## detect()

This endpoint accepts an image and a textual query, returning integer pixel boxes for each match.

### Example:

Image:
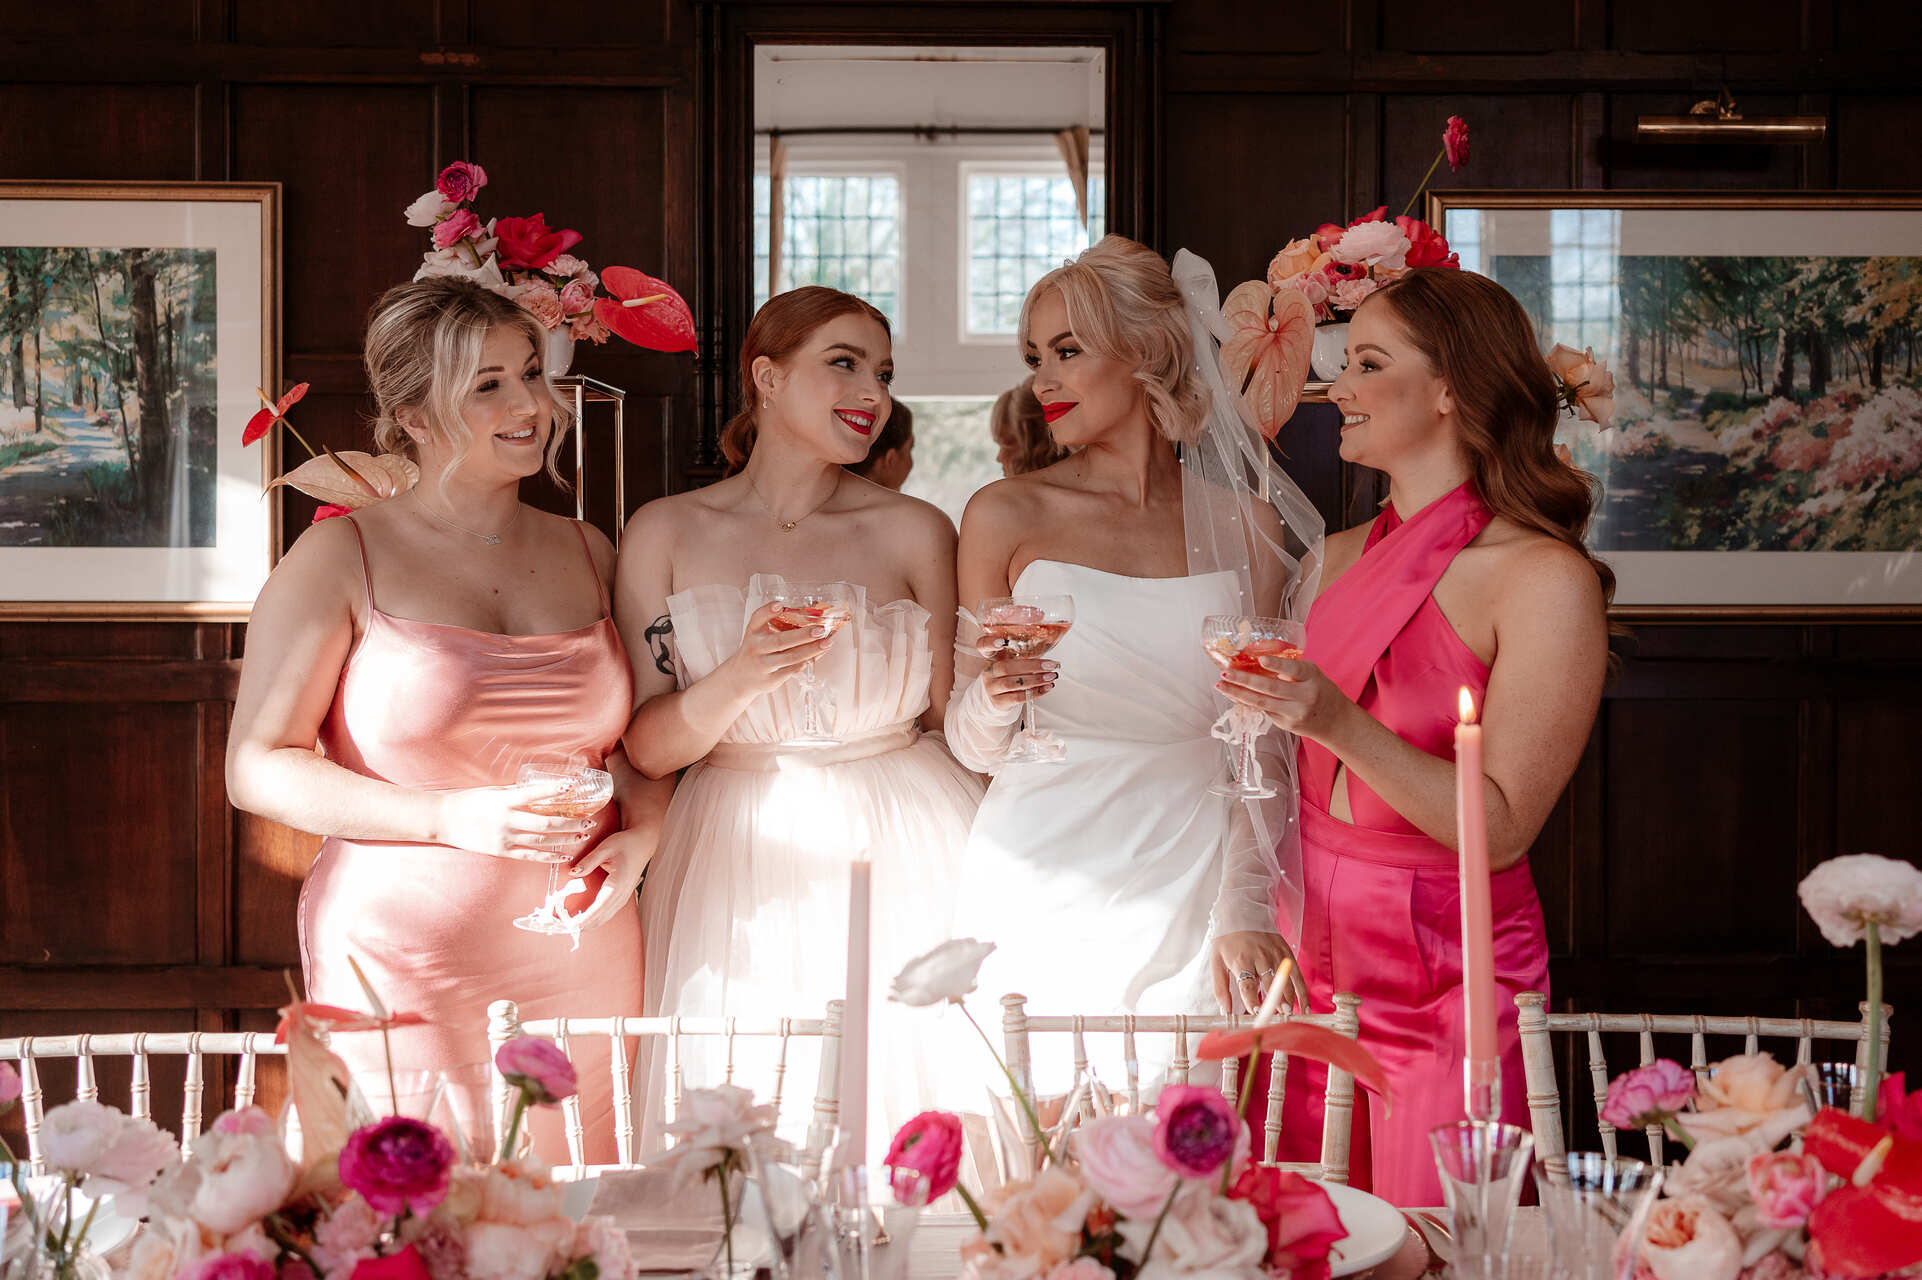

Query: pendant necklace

[413,493,520,546]
[748,472,839,533]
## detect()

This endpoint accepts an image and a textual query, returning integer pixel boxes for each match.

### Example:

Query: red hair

[722,286,891,476]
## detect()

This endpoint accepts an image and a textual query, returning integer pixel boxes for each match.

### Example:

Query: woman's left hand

[1211,930,1307,1015]
[1215,655,1354,743]
[566,825,655,931]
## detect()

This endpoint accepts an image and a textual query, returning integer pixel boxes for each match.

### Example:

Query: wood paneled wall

[3,0,1919,1142]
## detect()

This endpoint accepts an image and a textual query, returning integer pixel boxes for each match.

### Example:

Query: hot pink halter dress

[1277,482,1548,1205]
[298,517,641,1164]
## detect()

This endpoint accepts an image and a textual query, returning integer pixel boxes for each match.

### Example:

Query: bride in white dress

[946,236,1321,1100]
[614,287,984,1153]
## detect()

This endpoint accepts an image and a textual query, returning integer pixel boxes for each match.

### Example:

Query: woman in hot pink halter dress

[227,280,673,1164]
[1217,269,1612,1204]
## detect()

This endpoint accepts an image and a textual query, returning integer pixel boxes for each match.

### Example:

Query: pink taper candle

[841,859,872,1166]
[1455,687,1499,1121]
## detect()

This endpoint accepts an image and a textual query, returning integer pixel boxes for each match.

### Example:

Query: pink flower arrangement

[1600,1058,1696,1132]
[885,1110,965,1202]
[406,160,695,354]
[340,1117,456,1216]
[1151,1084,1241,1178]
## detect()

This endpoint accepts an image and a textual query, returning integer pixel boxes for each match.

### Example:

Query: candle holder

[1429,1120,1533,1280]
[1465,1055,1501,1124]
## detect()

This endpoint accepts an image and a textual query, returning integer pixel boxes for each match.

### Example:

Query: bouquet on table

[0,968,635,1280]
[1601,852,1922,1280]
[885,940,1393,1280]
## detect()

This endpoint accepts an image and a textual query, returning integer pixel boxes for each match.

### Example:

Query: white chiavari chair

[1515,991,1892,1174]
[996,991,1363,1184]
[0,1030,287,1172]
[486,998,844,1181]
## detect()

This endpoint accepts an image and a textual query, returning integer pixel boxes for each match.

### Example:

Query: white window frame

[754,149,910,329]
[956,153,1104,346]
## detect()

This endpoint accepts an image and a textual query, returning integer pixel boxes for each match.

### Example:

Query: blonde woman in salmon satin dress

[227,279,674,1163]
[615,286,982,1155]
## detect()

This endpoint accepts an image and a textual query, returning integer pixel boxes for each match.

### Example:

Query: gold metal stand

[550,375,627,546]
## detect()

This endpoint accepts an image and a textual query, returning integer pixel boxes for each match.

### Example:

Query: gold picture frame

[0,181,279,621]
[1427,190,1922,621]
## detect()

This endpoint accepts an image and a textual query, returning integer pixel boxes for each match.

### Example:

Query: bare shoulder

[569,515,617,581]
[1316,524,1372,588]
[622,485,718,555]
[260,513,364,614]
[1485,524,1605,615]
[861,482,957,549]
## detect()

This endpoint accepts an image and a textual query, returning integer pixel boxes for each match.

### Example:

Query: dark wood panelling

[1835,96,1922,189]
[1379,0,1573,53]
[234,0,439,46]
[1610,0,1804,53]
[1172,0,1333,53]
[232,85,436,353]
[1381,94,1576,203]
[471,0,673,47]
[2,0,195,40]
[0,85,199,180]
[1835,0,1922,50]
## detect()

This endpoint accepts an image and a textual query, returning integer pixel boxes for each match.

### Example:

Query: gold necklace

[747,472,839,533]
[412,493,520,546]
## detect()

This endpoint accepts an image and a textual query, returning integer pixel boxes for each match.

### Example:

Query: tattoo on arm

[645,613,675,677]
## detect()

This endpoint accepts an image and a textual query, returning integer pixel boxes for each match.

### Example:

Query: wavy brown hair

[722,286,892,477]
[1367,268,1616,607]
[990,377,1067,476]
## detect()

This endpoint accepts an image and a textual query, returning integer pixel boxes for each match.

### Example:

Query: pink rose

[884,1111,964,1202]
[1329,276,1379,312]
[1153,1084,1240,1178]
[1043,1262,1114,1280]
[339,1117,454,1215]
[350,1248,432,1280]
[1443,116,1471,171]
[212,1106,276,1137]
[493,214,583,272]
[1073,1115,1177,1220]
[436,162,487,204]
[495,1035,577,1106]
[559,279,595,318]
[1746,1150,1826,1229]
[1601,1059,1696,1131]
[1280,270,1329,307]
[1640,1196,1743,1280]
[181,1255,277,1280]
[1332,219,1410,270]
[1229,1165,1346,1275]
[0,1061,18,1111]
[514,281,565,331]
[1119,1183,1267,1279]
[313,1196,383,1280]
[547,253,590,279]
[433,208,481,250]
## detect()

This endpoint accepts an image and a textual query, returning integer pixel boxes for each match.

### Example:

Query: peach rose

[514,281,565,331]
[1545,343,1617,426]
[1266,239,1321,287]
[1641,1196,1742,1280]
[985,1167,1096,1275]
[1680,1054,1812,1143]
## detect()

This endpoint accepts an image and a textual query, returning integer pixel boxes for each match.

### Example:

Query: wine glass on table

[768,580,856,745]
[979,594,1075,765]
[510,759,614,935]
[1202,614,1304,799]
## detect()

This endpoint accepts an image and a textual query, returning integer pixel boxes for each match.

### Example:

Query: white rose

[891,938,997,1007]
[651,1084,778,1189]
[1119,1183,1267,1280]
[1798,853,1922,946]
[40,1099,121,1172]
[182,1128,297,1235]
[405,190,455,227]
[464,1222,554,1280]
[1331,220,1410,270]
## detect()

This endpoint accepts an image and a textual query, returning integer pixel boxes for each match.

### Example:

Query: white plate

[1318,1179,1410,1277]
[18,1175,141,1256]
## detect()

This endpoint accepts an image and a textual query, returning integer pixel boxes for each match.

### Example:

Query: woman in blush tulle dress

[226,280,673,1164]
[615,287,982,1155]
[1218,269,1611,1204]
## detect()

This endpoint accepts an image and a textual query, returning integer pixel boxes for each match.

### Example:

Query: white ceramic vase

[544,326,576,378]
[1310,322,1350,382]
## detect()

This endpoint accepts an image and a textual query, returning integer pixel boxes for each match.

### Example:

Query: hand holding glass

[509,761,613,935]
[769,581,855,744]
[979,594,1075,764]
[1203,614,1304,798]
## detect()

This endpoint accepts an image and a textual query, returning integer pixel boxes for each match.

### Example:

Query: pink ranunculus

[1229,1165,1346,1277]
[1443,115,1471,171]
[495,1035,578,1106]
[339,1117,455,1215]
[1329,276,1379,312]
[1798,852,1922,947]
[1396,215,1459,270]
[1152,1084,1240,1178]
[514,281,566,331]
[885,1111,964,1202]
[0,1061,19,1111]
[1331,219,1410,270]
[432,208,481,250]
[212,1105,276,1137]
[546,254,591,279]
[350,1247,433,1280]
[436,162,487,204]
[405,189,454,228]
[181,1255,277,1280]
[1746,1150,1827,1229]
[1640,1196,1742,1280]
[558,279,595,317]
[1601,1059,1697,1130]
[1073,1115,1178,1220]
[493,213,583,272]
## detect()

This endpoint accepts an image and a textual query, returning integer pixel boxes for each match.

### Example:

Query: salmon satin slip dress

[1276,481,1548,1206]
[299,517,641,1165]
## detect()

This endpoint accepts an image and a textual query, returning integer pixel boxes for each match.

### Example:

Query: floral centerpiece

[885,940,1393,1280]
[645,1084,778,1279]
[405,161,696,373]
[1598,851,1922,1280]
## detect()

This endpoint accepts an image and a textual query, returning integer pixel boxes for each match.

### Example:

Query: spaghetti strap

[570,520,611,618]
[343,516,374,614]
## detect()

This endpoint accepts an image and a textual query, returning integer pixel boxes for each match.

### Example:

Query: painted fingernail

[813,625,829,637]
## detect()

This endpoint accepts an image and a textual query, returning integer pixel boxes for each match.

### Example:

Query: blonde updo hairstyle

[1016,234,1208,445]
[364,277,573,488]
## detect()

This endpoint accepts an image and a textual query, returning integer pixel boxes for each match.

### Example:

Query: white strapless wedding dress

[638,574,985,1155]
[954,558,1245,1101]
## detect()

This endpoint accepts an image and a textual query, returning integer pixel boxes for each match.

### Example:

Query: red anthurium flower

[1443,116,1471,171]
[274,1000,427,1042]
[242,382,310,446]
[595,265,698,354]
[493,213,583,271]
[311,504,354,524]
[1802,1107,1922,1277]
[1195,1021,1392,1105]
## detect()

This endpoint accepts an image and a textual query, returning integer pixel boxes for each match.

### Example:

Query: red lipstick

[1042,401,1077,424]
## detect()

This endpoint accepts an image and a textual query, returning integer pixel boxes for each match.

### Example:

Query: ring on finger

[1236,969,1259,982]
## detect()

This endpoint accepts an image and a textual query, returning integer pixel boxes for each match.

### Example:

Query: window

[753,173,903,320]
[963,171,1105,335]
[1548,208,1621,357]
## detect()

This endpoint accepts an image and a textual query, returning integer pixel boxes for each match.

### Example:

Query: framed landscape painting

[1428,191,1922,616]
[0,181,278,618]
